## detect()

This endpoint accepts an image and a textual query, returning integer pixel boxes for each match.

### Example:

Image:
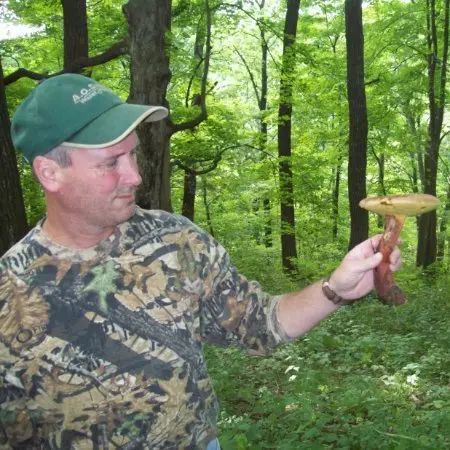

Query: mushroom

[359,193,440,306]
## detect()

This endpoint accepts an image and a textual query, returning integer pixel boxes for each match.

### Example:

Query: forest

[1,0,449,448]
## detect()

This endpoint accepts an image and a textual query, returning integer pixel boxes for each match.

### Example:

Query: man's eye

[105,159,118,168]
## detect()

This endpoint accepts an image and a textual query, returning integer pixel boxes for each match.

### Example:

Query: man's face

[57,131,142,229]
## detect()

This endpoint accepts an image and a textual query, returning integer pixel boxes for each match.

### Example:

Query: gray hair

[44,144,74,167]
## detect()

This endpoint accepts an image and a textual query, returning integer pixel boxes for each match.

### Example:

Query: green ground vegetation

[205,255,450,449]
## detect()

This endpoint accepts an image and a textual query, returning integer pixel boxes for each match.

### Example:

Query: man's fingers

[369,234,383,251]
[389,247,402,272]
[369,234,402,251]
[360,252,383,271]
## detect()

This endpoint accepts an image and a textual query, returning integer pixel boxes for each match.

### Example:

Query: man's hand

[328,234,402,301]
[278,235,402,339]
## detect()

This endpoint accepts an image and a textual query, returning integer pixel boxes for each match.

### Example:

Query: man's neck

[41,214,114,249]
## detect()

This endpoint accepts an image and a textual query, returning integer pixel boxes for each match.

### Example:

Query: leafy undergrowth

[204,275,450,449]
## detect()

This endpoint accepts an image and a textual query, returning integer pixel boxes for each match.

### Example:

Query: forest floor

[205,271,450,449]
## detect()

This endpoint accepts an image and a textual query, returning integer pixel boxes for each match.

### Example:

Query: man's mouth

[116,192,135,200]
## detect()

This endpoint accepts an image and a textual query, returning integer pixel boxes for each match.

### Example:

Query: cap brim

[62,103,168,149]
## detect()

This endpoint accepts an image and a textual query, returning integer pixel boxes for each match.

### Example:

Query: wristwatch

[321,276,348,305]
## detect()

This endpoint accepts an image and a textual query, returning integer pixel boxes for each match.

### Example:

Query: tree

[122,0,172,211]
[417,0,450,267]
[0,57,28,256]
[124,0,211,212]
[278,0,300,274]
[174,148,228,221]
[61,0,88,70]
[177,2,217,220]
[345,0,368,250]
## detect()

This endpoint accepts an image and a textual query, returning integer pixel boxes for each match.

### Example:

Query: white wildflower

[285,365,299,374]
[380,375,396,386]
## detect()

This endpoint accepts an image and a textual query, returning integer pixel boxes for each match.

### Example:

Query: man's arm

[278,235,402,339]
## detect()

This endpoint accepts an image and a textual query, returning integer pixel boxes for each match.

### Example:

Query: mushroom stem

[374,214,407,305]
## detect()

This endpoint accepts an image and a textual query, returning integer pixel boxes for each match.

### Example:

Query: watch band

[321,276,348,305]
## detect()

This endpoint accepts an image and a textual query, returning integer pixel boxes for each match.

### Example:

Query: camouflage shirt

[0,207,290,449]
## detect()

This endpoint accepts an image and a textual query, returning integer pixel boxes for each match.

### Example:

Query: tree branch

[234,46,261,105]
[221,2,283,40]
[4,39,129,86]
[185,57,205,107]
[440,128,450,144]
[172,145,234,175]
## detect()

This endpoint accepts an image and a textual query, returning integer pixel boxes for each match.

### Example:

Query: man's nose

[122,154,142,186]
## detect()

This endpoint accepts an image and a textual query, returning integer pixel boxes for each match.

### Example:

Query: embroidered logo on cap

[72,83,109,105]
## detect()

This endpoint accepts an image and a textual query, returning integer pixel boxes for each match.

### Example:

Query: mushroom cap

[359,194,440,216]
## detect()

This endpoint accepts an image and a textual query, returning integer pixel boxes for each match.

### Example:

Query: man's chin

[107,203,136,226]
[120,203,136,218]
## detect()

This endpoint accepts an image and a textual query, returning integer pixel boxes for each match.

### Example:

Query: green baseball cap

[11,73,169,163]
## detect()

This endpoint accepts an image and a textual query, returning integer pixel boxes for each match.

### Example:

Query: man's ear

[33,156,64,192]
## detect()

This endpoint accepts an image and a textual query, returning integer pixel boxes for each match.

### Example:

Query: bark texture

[332,162,341,239]
[61,0,88,69]
[345,0,369,250]
[124,0,172,211]
[278,0,300,274]
[201,179,215,238]
[260,21,272,247]
[182,171,196,221]
[0,58,28,256]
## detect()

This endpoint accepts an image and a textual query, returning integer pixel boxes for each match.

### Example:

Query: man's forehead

[105,131,139,152]
[74,132,139,160]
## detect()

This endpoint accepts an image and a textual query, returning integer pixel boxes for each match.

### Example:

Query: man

[0,74,401,449]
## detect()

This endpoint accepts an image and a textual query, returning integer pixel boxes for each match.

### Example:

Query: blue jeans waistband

[206,438,221,450]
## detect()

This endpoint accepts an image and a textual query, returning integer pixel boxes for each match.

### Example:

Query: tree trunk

[182,170,196,221]
[201,178,215,238]
[405,111,423,192]
[417,151,425,189]
[345,0,368,250]
[417,138,439,267]
[263,197,272,247]
[0,58,28,256]
[377,152,385,228]
[260,25,272,248]
[278,0,300,275]
[332,162,341,239]
[406,110,424,237]
[417,0,449,267]
[180,3,211,221]
[124,0,172,211]
[409,153,419,193]
[61,0,88,69]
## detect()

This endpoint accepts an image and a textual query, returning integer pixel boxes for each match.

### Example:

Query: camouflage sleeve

[0,268,34,448]
[200,238,294,355]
